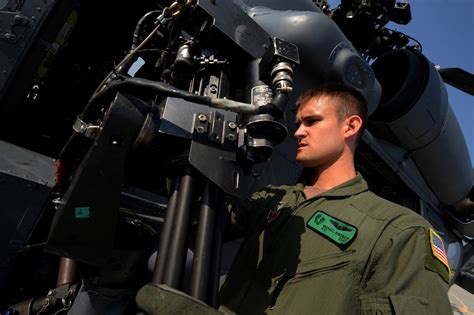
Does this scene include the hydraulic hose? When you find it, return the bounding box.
[83,76,213,120]
[83,76,265,121]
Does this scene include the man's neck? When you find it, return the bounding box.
[308,158,356,190]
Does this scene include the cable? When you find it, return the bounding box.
[132,11,162,50]
[93,19,166,94]
[385,27,423,52]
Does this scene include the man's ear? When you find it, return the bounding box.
[343,115,363,139]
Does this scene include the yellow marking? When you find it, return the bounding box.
[34,10,78,81]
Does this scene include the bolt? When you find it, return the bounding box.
[110,137,122,146]
[198,113,207,123]
[14,15,28,24]
[227,134,236,141]
[228,121,237,130]
[209,85,218,94]
[196,126,205,133]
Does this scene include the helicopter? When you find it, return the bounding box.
[0,0,473,313]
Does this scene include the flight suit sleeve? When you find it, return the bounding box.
[224,188,272,241]
[359,226,452,314]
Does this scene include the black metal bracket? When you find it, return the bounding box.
[156,96,248,197]
[190,109,247,197]
[45,93,147,265]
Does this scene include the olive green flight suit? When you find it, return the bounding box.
[219,174,452,314]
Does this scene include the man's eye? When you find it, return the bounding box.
[306,119,319,125]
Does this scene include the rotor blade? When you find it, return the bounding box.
[438,67,474,96]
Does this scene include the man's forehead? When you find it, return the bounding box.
[296,95,338,116]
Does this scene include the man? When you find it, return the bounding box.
[218,83,452,314]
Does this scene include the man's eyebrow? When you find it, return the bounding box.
[295,114,322,124]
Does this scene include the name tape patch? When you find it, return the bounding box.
[429,228,450,273]
[307,211,357,248]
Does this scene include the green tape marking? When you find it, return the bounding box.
[75,207,90,219]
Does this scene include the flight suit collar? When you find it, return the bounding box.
[295,172,368,199]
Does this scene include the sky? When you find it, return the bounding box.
[329,0,474,166]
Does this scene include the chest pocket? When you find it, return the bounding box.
[269,250,359,314]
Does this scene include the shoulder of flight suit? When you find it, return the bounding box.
[226,184,296,240]
[348,190,432,245]
[351,190,430,230]
[359,223,452,314]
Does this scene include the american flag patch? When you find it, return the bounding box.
[429,228,450,273]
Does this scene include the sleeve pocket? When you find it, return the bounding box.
[360,295,430,314]
[389,295,431,315]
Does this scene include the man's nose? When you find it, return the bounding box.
[294,125,304,139]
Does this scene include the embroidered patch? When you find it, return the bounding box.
[429,228,450,273]
[307,211,357,248]
[267,201,285,223]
